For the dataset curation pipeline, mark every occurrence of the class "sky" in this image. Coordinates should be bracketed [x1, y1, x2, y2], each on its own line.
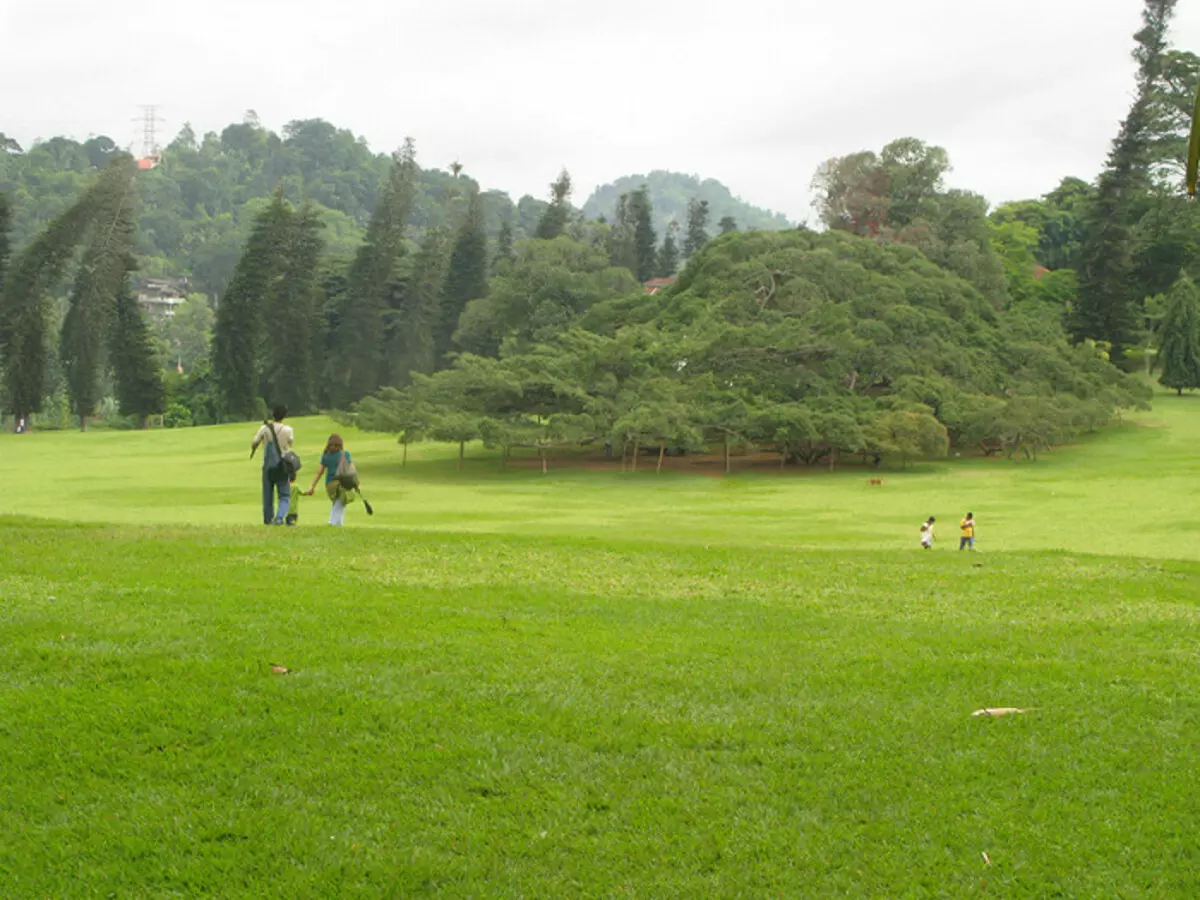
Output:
[2, 0, 1199, 222]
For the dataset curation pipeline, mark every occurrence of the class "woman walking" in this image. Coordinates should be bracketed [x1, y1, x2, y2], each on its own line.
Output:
[304, 433, 358, 526]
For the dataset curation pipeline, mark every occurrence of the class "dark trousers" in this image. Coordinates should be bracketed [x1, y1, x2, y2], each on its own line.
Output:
[262, 466, 291, 524]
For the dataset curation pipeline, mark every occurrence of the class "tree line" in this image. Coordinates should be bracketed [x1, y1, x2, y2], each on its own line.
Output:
[1, 0, 1198, 437]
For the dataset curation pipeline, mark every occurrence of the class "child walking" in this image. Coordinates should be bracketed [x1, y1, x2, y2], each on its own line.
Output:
[959, 512, 976, 551]
[304, 433, 358, 526]
[920, 516, 936, 550]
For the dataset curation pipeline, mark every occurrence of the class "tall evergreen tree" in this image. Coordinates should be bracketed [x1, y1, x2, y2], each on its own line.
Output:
[1158, 271, 1200, 393]
[213, 191, 293, 419]
[684, 198, 710, 258]
[606, 193, 637, 273]
[1073, 0, 1178, 358]
[439, 190, 489, 360]
[331, 139, 419, 405]
[718, 215, 739, 235]
[109, 280, 166, 426]
[535, 169, 572, 240]
[260, 202, 324, 413]
[630, 187, 657, 283]
[383, 227, 453, 386]
[0, 165, 110, 422]
[61, 163, 138, 429]
[657, 222, 680, 277]
[495, 220, 515, 265]
[0, 194, 9, 294]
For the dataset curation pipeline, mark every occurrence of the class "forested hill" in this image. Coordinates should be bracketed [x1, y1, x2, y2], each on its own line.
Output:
[582, 171, 792, 236]
[0, 118, 781, 300]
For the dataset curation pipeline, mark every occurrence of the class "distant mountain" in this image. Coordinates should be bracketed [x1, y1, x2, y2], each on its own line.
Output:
[581, 171, 793, 237]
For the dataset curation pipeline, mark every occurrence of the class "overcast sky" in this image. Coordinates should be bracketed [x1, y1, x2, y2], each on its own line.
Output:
[3, 0, 1199, 222]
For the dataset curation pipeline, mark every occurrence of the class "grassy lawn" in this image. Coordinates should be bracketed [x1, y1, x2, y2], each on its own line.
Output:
[1, 392, 1199, 896]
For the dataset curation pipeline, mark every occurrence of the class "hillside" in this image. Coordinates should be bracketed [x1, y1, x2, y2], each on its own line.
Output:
[581, 170, 793, 237]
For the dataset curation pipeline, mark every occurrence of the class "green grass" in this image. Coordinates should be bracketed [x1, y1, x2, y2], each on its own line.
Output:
[2, 393, 1199, 896]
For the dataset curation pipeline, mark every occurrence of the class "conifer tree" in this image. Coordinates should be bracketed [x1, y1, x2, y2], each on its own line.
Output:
[438, 189, 489, 360]
[495, 220, 515, 265]
[61, 160, 138, 429]
[535, 169, 572, 240]
[1158, 271, 1200, 394]
[331, 139, 419, 406]
[1073, 0, 1178, 358]
[110, 280, 166, 426]
[684, 198, 710, 258]
[657, 223, 680, 277]
[261, 202, 324, 412]
[213, 191, 292, 419]
[0, 194, 9, 293]
[0, 164, 111, 422]
[606, 193, 637, 273]
[630, 187, 657, 282]
[718, 216, 739, 235]
[383, 227, 453, 386]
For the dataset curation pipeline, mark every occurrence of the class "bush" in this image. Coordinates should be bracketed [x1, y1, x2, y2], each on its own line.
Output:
[163, 402, 193, 428]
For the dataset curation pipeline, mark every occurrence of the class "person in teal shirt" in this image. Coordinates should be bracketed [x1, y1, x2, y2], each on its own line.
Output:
[304, 433, 358, 526]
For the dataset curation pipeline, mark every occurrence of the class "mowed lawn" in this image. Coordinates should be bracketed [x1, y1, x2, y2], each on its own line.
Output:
[0, 392, 1198, 896]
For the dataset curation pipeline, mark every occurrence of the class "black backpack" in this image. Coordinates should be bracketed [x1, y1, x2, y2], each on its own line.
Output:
[266, 421, 302, 480]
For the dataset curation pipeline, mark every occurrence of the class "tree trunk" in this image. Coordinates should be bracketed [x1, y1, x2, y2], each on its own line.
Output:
[458, 441, 464, 470]
[656, 443, 665, 474]
[402, 442, 408, 467]
[80, 416, 87, 433]
[780, 451, 786, 469]
[620, 440, 627, 472]
[540, 447, 547, 475]
[829, 446, 837, 472]
[139, 415, 149, 430]
[631, 438, 639, 472]
[724, 436, 731, 475]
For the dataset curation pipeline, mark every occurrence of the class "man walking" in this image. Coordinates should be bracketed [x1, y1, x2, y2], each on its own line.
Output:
[251, 405, 295, 525]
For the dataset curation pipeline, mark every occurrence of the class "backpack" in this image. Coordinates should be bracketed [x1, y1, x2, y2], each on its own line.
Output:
[266, 422, 302, 480]
[334, 451, 359, 489]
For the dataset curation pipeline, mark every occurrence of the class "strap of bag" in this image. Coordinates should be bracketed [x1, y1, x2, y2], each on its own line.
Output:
[267, 421, 286, 464]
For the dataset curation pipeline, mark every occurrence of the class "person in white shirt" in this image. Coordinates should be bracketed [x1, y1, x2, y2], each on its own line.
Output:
[920, 516, 935, 549]
[251, 405, 295, 525]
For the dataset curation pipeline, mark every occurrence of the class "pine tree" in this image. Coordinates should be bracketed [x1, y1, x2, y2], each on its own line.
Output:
[261, 202, 324, 413]
[606, 193, 637, 273]
[1073, 0, 1178, 359]
[438, 189, 489, 361]
[213, 191, 292, 419]
[630, 187, 657, 283]
[684, 199, 710, 258]
[495, 220, 515, 266]
[718, 216, 739, 235]
[535, 169, 572, 240]
[0, 194, 10, 293]
[110, 281, 166, 426]
[331, 139, 419, 406]
[0, 163, 112, 422]
[657, 223, 680, 277]
[383, 227, 452, 386]
[1158, 271, 1200, 394]
[61, 160, 138, 429]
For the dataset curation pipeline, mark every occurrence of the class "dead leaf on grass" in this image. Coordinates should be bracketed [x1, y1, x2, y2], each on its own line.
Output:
[972, 707, 1035, 718]
[270, 664, 292, 675]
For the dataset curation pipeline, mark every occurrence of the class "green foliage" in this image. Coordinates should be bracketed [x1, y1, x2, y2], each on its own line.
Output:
[455, 237, 639, 357]
[813, 138, 1007, 307]
[584, 171, 790, 242]
[109, 283, 166, 423]
[657, 224, 680, 277]
[629, 187, 657, 282]
[212, 192, 294, 419]
[381, 227, 452, 387]
[535, 169, 572, 241]
[683, 198, 710, 259]
[1157, 272, 1200, 392]
[329, 140, 419, 407]
[1074, 0, 1178, 358]
[1188, 80, 1200, 196]
[718, 215, 738, 236]
[439, 190, 489, 361]
[159, 293, 215, 374]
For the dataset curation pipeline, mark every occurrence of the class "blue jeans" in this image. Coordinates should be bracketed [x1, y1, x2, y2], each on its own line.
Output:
[262, 466, 291, 524]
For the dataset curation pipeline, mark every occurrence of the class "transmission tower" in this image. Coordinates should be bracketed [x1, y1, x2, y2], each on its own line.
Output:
[134, 105, 163, 157]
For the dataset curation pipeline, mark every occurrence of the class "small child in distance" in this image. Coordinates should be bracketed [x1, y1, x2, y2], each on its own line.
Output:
[920, 516, 936, 550]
